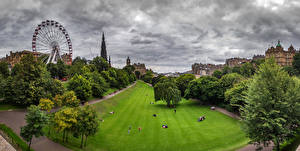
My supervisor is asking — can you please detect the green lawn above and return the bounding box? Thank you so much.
[47,81,249,151]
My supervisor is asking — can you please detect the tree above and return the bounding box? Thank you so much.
[218,73,244,101]
[88,72,108,98]
[46,63,58,78]
[20,105,49,150]
[241,59,300,151]
[232,66,241,74]
[68,74,92,101]
[282,66,297,76]
[53,107,78,142]
[72,56,87,65]
[0,61,9,78]
[142,71,153,83]
[101,70,118,88]
[60,91,80,107]
[57,59,67,79]
[222,66,232,75]
[225,79,250,113]
[38,98,54,112]
[74,104,99,148]
[212,70,222,79]
[90,56,109,73]
[154,81,181,107]
[293,53,300,75]
[116,69,130,89]
[184,76,220,104]
[240,62,255,77]
[175,74,195,96]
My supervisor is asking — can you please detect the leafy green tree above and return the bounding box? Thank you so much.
[231,66,241,74]
[57,59,67,79]
[241,59,300,151]
[0,61,9,78]
[67,61,85,78]
[184,76,220,104]
[68,74,92,101]
[240,62,255,77]
[225,79,250,113]
[90,56,109,73]
[218,73,244,101]
[38,98,54,112]
[46,63,58,78]
[142,71,153,83]
[222,66,232,75]
[154,81,181,107]
[293,53,300,75]
[282,66,297,76]
[72,56,87,65]
[212,70,223,79]
[101,71,118,88]
[61,91,80,107]
[74,104,99,148]
[89,72,108,98]
[53,107,78,142]
[116,69,130,88]
[175,74,195,96]
[20,105,49,150]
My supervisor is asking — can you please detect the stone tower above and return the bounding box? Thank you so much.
[101,32,107,61]
[126,56,131,66]
[109,56,111,67]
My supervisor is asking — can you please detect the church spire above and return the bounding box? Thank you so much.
[109,56,111,67]
[101,32,107,61]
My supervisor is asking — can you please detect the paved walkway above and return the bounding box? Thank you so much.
[0,134,16,151]
[0,82,136,151]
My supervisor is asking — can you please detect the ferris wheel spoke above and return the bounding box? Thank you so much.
[39,29,52,43]
[36,35,50,46]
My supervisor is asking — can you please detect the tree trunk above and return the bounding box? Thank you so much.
[66,131,68,143]
[80,133,84,148]
[28,138,32,151]
[85,135,88,147]
[62,130,65,142]
[276,138,280,151]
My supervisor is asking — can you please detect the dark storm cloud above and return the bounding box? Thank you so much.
[1,0,300,72]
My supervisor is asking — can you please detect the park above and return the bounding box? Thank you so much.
[46,81,248,151]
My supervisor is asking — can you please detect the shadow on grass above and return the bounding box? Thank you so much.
[151,100,206,109]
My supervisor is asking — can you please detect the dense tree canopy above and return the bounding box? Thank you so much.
[175,74,195,96]
[0,61,9,78]
[90,56,109,73]
[241,59,300,151]
[184,76,220,104]
[68,74,92,101]
[292,53,300,75]
[154,81,181,107]
[212,70,222,79]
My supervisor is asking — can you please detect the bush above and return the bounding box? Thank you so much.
[68,74,92,101]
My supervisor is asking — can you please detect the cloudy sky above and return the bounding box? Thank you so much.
[1,0,300,73]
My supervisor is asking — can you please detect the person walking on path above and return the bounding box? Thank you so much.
[174,109,176,114]
[128,125,132,134]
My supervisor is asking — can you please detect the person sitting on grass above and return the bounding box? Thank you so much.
[110,111,115,114]
[198,116,206,122]
[153,114,157,117]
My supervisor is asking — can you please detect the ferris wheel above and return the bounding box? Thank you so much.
[32,20,72,64]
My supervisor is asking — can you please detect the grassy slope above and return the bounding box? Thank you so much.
[48,81,249,151]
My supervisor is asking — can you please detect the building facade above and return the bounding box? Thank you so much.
[191,63,224,76]
[225,57,251,67]
[126,56,147,75]
[265,40,296,66]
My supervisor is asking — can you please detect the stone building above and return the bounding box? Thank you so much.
[61,53,72,65]
[126,56,147,75]
[252,54,265,60]
[265,40,296,66]
[225,57,251,67]
[1,50,40,68]
[191,63,224,76]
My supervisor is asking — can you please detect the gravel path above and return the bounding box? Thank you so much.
[0,82,136,151]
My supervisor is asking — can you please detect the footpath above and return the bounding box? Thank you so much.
[0,82,136,151]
